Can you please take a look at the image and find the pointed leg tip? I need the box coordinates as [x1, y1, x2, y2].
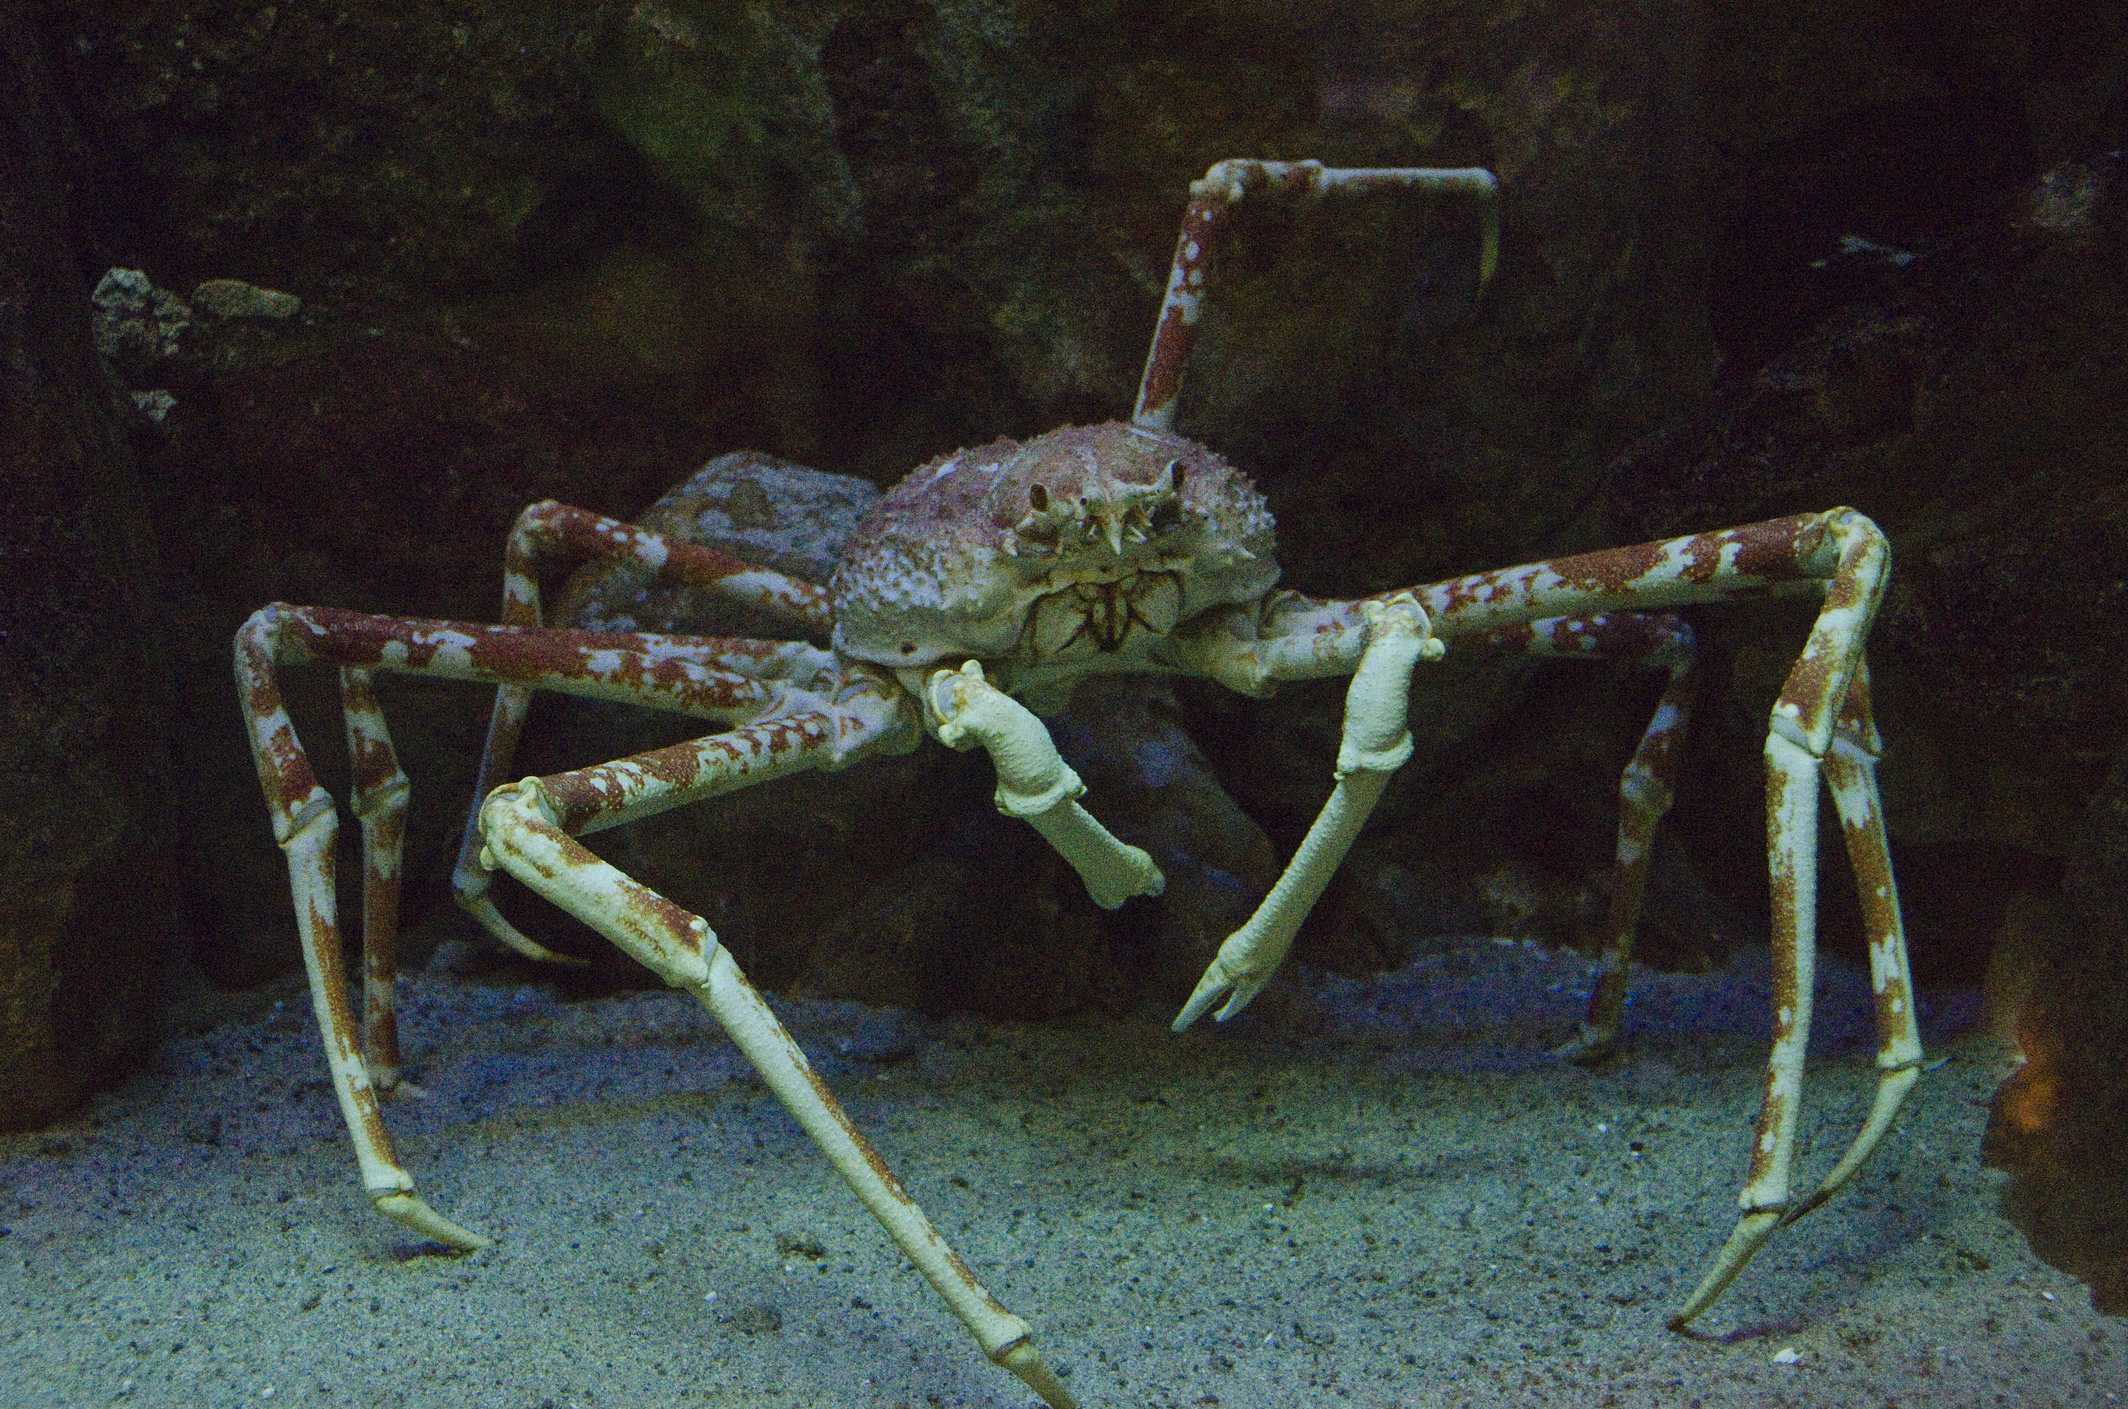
[1172, 974, 1229, 1032]
[995, 1338, 1078, 1409]
[1550, 1024, 1618, 1066]
[1670, 1207, 1785, 1329]
[372, 1191, 493, 1252]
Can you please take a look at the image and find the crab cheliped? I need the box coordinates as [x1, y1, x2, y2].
[238, 159, 1923, 1407]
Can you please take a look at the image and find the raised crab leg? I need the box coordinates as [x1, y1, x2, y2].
[477, 689, 1077, 1409]
[1133, 158, 1499, 431]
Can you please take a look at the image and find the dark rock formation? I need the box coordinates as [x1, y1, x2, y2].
[0, 4, 173, 1126]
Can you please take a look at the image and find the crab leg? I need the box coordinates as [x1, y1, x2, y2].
[1668, 655, 1923, 1328]
[1176, 508, 1920, 1322]
[477, 699, 1076, 1409]
[1132, 158, 1498, 431]
[452, 501, 835, 958]
[236, 617, 489, 1250]
[920, 661, 1166, 909]
[1498, 613, 1701, 1064]
[235, 605, 854, 1249]
[1175, 594, 1442, 1028]
[339, 667, 412, 1088]
[1782, 662, 1923, 1219]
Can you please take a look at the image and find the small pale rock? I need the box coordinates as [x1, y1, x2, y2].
[192, 279, 301, 319]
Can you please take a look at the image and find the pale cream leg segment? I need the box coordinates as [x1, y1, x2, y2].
[1669, 727, 1820, 1327]
[1784, 663, 1924, 1223]
[1175, 594, 1443, 1029]
[924, 660, 1166, 909]
[479, 779, 1079, 1409]
[280, 803, 494, 1251]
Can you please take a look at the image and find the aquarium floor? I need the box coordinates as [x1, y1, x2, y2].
[3, 936, 2117, 1408]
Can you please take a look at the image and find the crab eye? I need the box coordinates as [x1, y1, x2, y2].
[1028, 483, 1050, 513]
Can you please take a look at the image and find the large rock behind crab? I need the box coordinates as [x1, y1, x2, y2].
[0, 24, 172, 1127]
[514, 452, 1279, 1014]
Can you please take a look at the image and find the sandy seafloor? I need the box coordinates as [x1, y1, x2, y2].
[3, 935, 2120, 1409]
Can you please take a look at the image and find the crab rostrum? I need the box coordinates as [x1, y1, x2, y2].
[237, 160, 1922, 1409]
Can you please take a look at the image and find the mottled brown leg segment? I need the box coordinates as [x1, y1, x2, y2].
[1668, 515, 1904, 1331]
[339, 667, 409, 1088]
[1784, 660, 1923, 1223]
[235, 603, 875, 1254]
[1475, 613, 1700, 1065]
[235, 612, 488, 1251]
[455, 500, 832, 958]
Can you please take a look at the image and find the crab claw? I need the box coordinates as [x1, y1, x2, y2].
[1172, 595, 1439, 1035]
[1173, 940, 1278, 1030]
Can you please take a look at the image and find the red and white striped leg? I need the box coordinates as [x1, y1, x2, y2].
[1131, 158, 1498, 432]
[1782, 661, 1924, 1223]
[1174, 508, 1918, 1324]
[1668, 522, 1917, 1329]
[1496, 613, 1701, 1064]
[338, 666, 412, 1090]
[450, 501, 834, 957]
[236, 603, 866, 1253]
[237, 620, 488, 1249]
[476, 686, 1075, 1409]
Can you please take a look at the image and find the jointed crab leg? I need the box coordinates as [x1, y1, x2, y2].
[242, 602, 1075, 1405]
[1175, 594, 1442, 1027]
[1175, 507, 1920, 1324]
[339, 666, 413, 1088]
[1132, 158, 1499, 431]
[920, 660, 1166, 909]
[1504, 613, 1700, 1063]
[237, 605, 859, 1241]
[1668, 660, 1923, 1327]
[477, 696, 1075, 1409]
[1795, 664, 1922, 1215]
[451, 501, 834, 959]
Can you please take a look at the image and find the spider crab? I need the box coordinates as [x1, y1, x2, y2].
[238, 159, 1922, 1407]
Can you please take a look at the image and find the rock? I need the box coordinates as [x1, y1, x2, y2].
[1984, 740, 2128, 1315]
[0, 19, 174, 1127]
[90, 267, 189, 364]
[190, 279, 300, 320]
[558, 451, 880, 640]
[1604, 152, 2128, 984]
